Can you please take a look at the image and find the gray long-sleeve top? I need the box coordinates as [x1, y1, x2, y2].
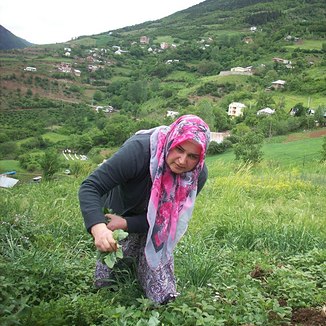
[78, 132, 208, 234]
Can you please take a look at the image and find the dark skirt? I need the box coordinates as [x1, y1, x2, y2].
[94, 234, 179, 304]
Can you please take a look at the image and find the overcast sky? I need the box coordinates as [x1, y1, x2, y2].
[0, 0, 205, 45]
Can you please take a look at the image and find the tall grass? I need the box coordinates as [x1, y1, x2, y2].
[192, 160, 326, 254]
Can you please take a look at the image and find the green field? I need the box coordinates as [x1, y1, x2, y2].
[42, 132, 70, 143]
[273, 93, 326, 111]
[0, 160, 22, 173]
[1, 133, 325, 325]
[285, 39, 324, 50]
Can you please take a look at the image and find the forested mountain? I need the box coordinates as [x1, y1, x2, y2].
[0, 25, 33, 50]
[0, 0, 325, 170]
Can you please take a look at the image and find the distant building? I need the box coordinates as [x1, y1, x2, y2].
[165, 59, 180, 64]
[271, 80, 286, 89]
[272, 57, 291, 65]
[140, 36, 150, 44]
[243, 37, 253, 44]
[219, 66, 253, 76]
[257, 108, 275, 115]
[228, 102, 246, 117]
[210, 131, 230, 143]
[24, 66, 37, 72]
[73, 69, 81, 77]
[230, 66, 252, 73]
[160, 42, 169, 50]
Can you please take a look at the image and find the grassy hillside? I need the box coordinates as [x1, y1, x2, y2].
[1, 134, 325, 325]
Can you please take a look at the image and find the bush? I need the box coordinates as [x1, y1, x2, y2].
[234, 131, 264, 163]
[207, 140, 232, 155]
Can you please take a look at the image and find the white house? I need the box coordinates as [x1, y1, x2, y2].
[73, 69, 81, 77]
[271, 80, 286, 89]
[24, 66, 37, 72]
[228, 102, 246, 117]
[231, 66, 252, 73]
[210, 131, 230, 143]
[257, 108, 275, 115]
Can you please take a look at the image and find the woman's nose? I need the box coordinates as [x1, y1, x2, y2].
[178, 153, 187, 165]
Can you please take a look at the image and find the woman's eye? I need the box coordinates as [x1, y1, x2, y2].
[189, 154, 199, 160]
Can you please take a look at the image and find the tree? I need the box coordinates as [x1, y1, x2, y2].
[321, 137, 326, 162]
[128, 80, 148, 104]
[255, 91, 275, 110]
[234, 131, 264, 164]
[40, 149, 61, 180]
[292, 103, 306, 117]
[315, 106, 326, 126]
[193, 99, 216, 131]
[93, 90, 104, 102]
[103, 114, 136, 147]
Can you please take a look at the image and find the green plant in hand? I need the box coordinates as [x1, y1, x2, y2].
[97, 229, 129, 268]
[98, 208, 129, 268]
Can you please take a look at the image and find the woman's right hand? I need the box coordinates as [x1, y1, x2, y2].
[91, 223, 117, 252]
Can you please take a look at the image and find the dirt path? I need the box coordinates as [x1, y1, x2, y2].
[284, 128, 326, 143]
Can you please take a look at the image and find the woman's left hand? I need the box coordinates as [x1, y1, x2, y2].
[105, 214, 128, 231]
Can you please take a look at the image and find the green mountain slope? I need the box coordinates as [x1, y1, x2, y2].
[0, 25, 33, 50]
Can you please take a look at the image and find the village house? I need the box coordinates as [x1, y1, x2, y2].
[271, 79, 286, 89]
[140, 36, 150, 44]
[250, 26, 257, 32]
[257, 108, 275, 115]
[210, 131, 231, 143]
[219, 66, 253, 76]
[88, 65, 99, 72]
[57, 62, 72, 73]
[284, 35, 300, 42]
[160, 42, 169, 50]
[113, 46, 128, 55]
[73, 69, 81, 77]
[228, 102, 246, 117]
[243, 37, 254, 44]
[24, 66, 37, 72]
[272, 57, 291, 65]
[165, 59, 180, 64]
[96, 105, 115, 113]
[231, 66, 253, 73]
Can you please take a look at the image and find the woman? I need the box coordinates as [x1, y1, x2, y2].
[79, 114, 210, 304]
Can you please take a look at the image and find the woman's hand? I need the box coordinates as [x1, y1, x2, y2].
[91, 223, 117, 252]
[105, 214, 128, 231]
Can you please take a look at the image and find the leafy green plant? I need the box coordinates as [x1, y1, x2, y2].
[97, 229, 129, 268]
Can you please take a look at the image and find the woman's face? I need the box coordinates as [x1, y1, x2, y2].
[166, 140, 202, 174]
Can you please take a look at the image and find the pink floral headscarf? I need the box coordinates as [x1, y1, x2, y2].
[145, 115, 210, 269]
